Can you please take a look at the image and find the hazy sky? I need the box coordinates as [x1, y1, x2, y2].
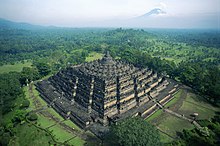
[0, 0, 219, 28]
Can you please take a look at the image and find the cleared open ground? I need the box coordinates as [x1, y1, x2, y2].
[0, 61, 32, 74]
[85, 52, 103, 62]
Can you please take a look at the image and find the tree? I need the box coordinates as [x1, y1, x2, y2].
[34, 61, 51, 77]
[0, 72, 23, 114]
[27, 113, 38, 121]
[20, 99, 30, 108]
[0, 132, 11, 146]
[20, 67, 40, 85]
[205, 67, 220, 102]
[105, 117, 161, 146]
[11, 110, 26, 124]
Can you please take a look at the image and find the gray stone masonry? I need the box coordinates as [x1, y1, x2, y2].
[36, 52, 178, 136]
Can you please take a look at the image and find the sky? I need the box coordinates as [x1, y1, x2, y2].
[0, 0, 219, 28]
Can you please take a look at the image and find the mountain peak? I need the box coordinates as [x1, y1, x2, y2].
[139, 8, 166, 18]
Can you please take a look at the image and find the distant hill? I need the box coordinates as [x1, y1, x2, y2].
[0, 18, 54, 30]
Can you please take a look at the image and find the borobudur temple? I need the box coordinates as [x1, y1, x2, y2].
[36, 52, 179, 130]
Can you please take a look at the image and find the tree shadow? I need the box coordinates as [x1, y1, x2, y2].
[83, 134, 102, 146]
[176, 131, 183, 138]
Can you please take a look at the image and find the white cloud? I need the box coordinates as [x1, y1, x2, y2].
[157, 2, 167, 11]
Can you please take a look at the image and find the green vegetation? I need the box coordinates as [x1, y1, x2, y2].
[165, 90, 183, 108]
[26, 113, 38, 121]
[147, 89, 220, 144]
[159, 132, 174, 143]
[63, 120, 82, 131]
[159, 115, 194, 138]
[36, 115, 56, 129]
[170, 114, 220, 146]
[0, 72, 23, 114]
[0, 70, 85, 145]
[85, 52, 103, 62]
[20, 99, 30, 108]
[1, 27, 220, 145]
[105, 117, 161, 146]
[0, 71, 55, 145]
[146, 89, 183, 122]
[7, 124, 54, 146]
[0, 61, 32, 74]
[48, 125, 74, 142]
[1, 28, 219, 103]
[179, 93, 219, 120]
[24, 84, 85, 145]
[69, 136, 86, 146]
[146, 110, 163, 122]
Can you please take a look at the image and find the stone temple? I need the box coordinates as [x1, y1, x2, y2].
[36, 52, 178, 133]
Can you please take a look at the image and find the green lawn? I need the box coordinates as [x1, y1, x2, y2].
[147, 88, 219, 144]
[179, 93, 219, 120]
[146, 109, 162, 122]
[48, 124, 75, 142]
[146, 89, 183, 122]
[32, 85, 47, 107]
[69, 136, 86, 146]
[23, 84, 85, 145]
[85, 52, 103, 62]
[159, 130, 175, 144]
[47, 124, 85, 146]
[63, 120, 82, 131]
[0, 61, 32, 74]
[158, 114, 194, 138]
[8, 124, 54, 146]
[164, 89, 183, 108]
[47, 108, 64, 121]
[37, 115, 56, 129]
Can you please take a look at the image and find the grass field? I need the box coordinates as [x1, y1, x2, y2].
[164, 90, 183, 108]
[2, 87, 55, 146]
[63, 120, 82, 131]
[8, 124, 54, 146]
[69, 136, 86, 146]
[147, 89, 183, 122]
[24, 84, 86, 146]
[85, 52, 103, 62]
[158, 113, 194, 138]
[37, 115, 56, 129]
[159, 131, 174, 143]
[147, 88, 220, 143]
[146, 109, 163, 122]
[0, 61, 32, 74]
[48, 124, 75, 142]
[179, 93, 219, 120]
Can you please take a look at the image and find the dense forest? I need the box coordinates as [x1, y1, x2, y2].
[0, 23, 220, 145]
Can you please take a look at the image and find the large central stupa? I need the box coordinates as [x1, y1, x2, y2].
[36, 52, 178, 130]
